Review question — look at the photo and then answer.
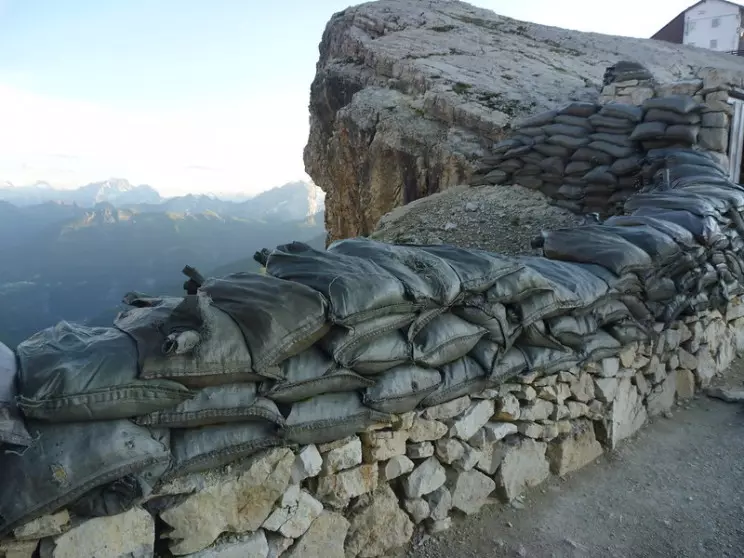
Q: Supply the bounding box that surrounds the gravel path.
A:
[406,365,744,558]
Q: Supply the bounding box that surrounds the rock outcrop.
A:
[305,0,744,241]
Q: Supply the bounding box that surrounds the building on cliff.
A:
[651,0,744,54]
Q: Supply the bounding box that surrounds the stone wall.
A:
[470,83,735,216]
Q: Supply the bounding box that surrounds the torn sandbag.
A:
[327,238,461,307]
[412,313,487,368]
[200,272,330,373]
[134,384,285,428]
[266,241,415,325]
[0,341,31,448]
[261,347,375,403]
[16,322,192,422]
[421,356,488,407]
[470,341,527,383]
[540,226,653,276]
[320,315,413,374]
[363,365,442,414]
[0,419,170,538]
[121,296,270,388]
[167,421,283,478]
[280,392,392,445]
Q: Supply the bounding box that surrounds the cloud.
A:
[0,84,311,195]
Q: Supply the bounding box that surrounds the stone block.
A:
[345,484,413,558]
[424,486,452,521]
[546,420,603,476]
[675,369,696,400]
[699,127,729,152]
[316,464,378,508]
[422,396,471,421]
[406,441,434,459]
[446,469,496,515]
[322,436,362,474]
[496,438,550,502]
[596,378,647,449]
[361,430,408,462]
[263,485,323,539]
[284,512,349,558]
[408,418,448,442]
[188,531,269,558]
[13,510,70,541]
[382,455,415,481]
[449,400,495,440]
[291,445,323,484]
[403,498,430,523]
[403,457,446,499]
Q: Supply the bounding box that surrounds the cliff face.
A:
[304,0,744,242]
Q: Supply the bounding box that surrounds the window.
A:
[711,38,718,48]
[712,17,720,28]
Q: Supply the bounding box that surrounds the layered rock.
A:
[304,0,744,241]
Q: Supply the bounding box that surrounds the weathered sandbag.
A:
[327,238,461,307]
[320,315,413,374]
[542,123,590,138]
[281,392,392,445]
[664,124,699,144]
[599,102,643,122]
[134,384,285,428]
[630,207,726,247]
[597,224,681,264]
[604,214,700,251]
[583,166,617,186]
[579,330,623,362]
[421,356,488,407]
[546,134,590,150]
[534,143,571,158]
[644,108,701,125]
[412,313,487,368]
[260,347,374,403]
[606,321,651,344]
[0,420,170,537]
[589,133,634,147]
[168,422,283,478]
[520,321,567,351]
[572,263,642,294]
[0,342,31,447]
[452,295,514,345]
[645,276,677,302]
[266,241,414,325]
[558,102,598,118]
[625,191,727,219]
[513,110,558,129]
[587,299,632,325]
[565,161,593,175]
[418,244,522,295]
[629,121,667,141]
[540,226,653,276]
[16,322,191,421]
[201,273,330,373]
[587,141,634,158]
[363,365,442,414]
[571,147,613,165]
[485,264,555,303]
[610,156,643,176]
[588,114,635,130]
[546,315,598,348]
[643,95,701,115]
[469,341,527,383]
[678,185,744,211]
[517,345,579,375]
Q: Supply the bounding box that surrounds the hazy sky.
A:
[0,0,703,196]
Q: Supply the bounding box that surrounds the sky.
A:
[0,0,711,196]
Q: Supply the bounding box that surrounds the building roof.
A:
[651,0,744,42]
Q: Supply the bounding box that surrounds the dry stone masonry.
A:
[2,134,744,557]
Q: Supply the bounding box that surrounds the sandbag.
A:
[604,214,700,251]
[542,123,590,138]
[266,241,415,325]
[583,166,617,186]
[201,273,330,373]
[452,296,514,345]
[630,121,667,141]
[546,315,598,348]
[517,345,579,375]
[606,321,651,344]
[664,124,699,144]
[485,264,555,303]
[579,330,623,362]
[520,321,567,351]
[412,313,487,368]
[421,356,488,407]
[644,108,701,125]
[540,227,653,276]
[281,392,392,445]
[320,315,413,374]
[168,422,283,478]
[599,102,643,122]
[625,191,727,219]
[629,207,726,247]
[16,322,191,422]
[0,420,170,537]
[597,224,681,264]
[327,238,462,307]
[363,365,442,414]
[0,342,31,447]
[134,384,285,428]
[261,347,374,403]
[643,95,701,115]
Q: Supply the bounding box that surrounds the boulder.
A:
[345,485,414,557]
[546,420,603,476]
[496,438,550,502]
[284,512,349,558]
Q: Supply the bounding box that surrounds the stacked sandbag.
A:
[0,341,32,449]
[470,94,711,217]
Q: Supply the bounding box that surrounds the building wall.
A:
[684,0,742,52]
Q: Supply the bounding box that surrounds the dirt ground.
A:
[406,363,744,558]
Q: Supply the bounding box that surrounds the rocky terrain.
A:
[305,0,744,241]
[369,183,583,255]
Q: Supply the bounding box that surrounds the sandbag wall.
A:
[2,147,744,557]
[470,91,733,216]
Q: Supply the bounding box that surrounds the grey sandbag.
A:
[0,342,31,447]
[607,321,651,344]
[281,392,392,445]
[583,166,617,186]
[664,124,699,144]
[412,313,487,368]
[644,108,701,125]
[571,147,613,165]
[320,314,413,374]
[542,123,590,138]
[421,356,488,407]
[517,345,579,376]
[579,330,623,362]
[643,95,701,115]
[266,241,414,326]
[588,114,635,130]
[624,191,727,219]
[585,299,632,325]
[610,156,643,176]
[417,244,522,295]
[119,295,269,388]
[16,322,191,421]
[363,365,442,414]
[558,101,598,118]
[603,214,700,251]
[541,226,653,276]
[599,102,643,122]
[261,347,374,403]
[546,134,589,150]
[629,121,667,141]
[134,384,285,428]
[201,273,330,373]
[327,238,461,307]
[587,141,634,159]
[485,264,555,303]
[452,295,513,345]
[594,224,681,264]
[590,132,634,147]
[520,321,567,351]
[546,315,598,348]
[629,207,726,247]
[0,419,170,537]
[513,110,558,129]
[167,421,283,478]
[470,340,528,383]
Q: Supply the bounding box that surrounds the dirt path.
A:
[407,366,744,558]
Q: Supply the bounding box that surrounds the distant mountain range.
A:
[0,179,327,348]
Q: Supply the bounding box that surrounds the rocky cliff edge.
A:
[304,0,744,241]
